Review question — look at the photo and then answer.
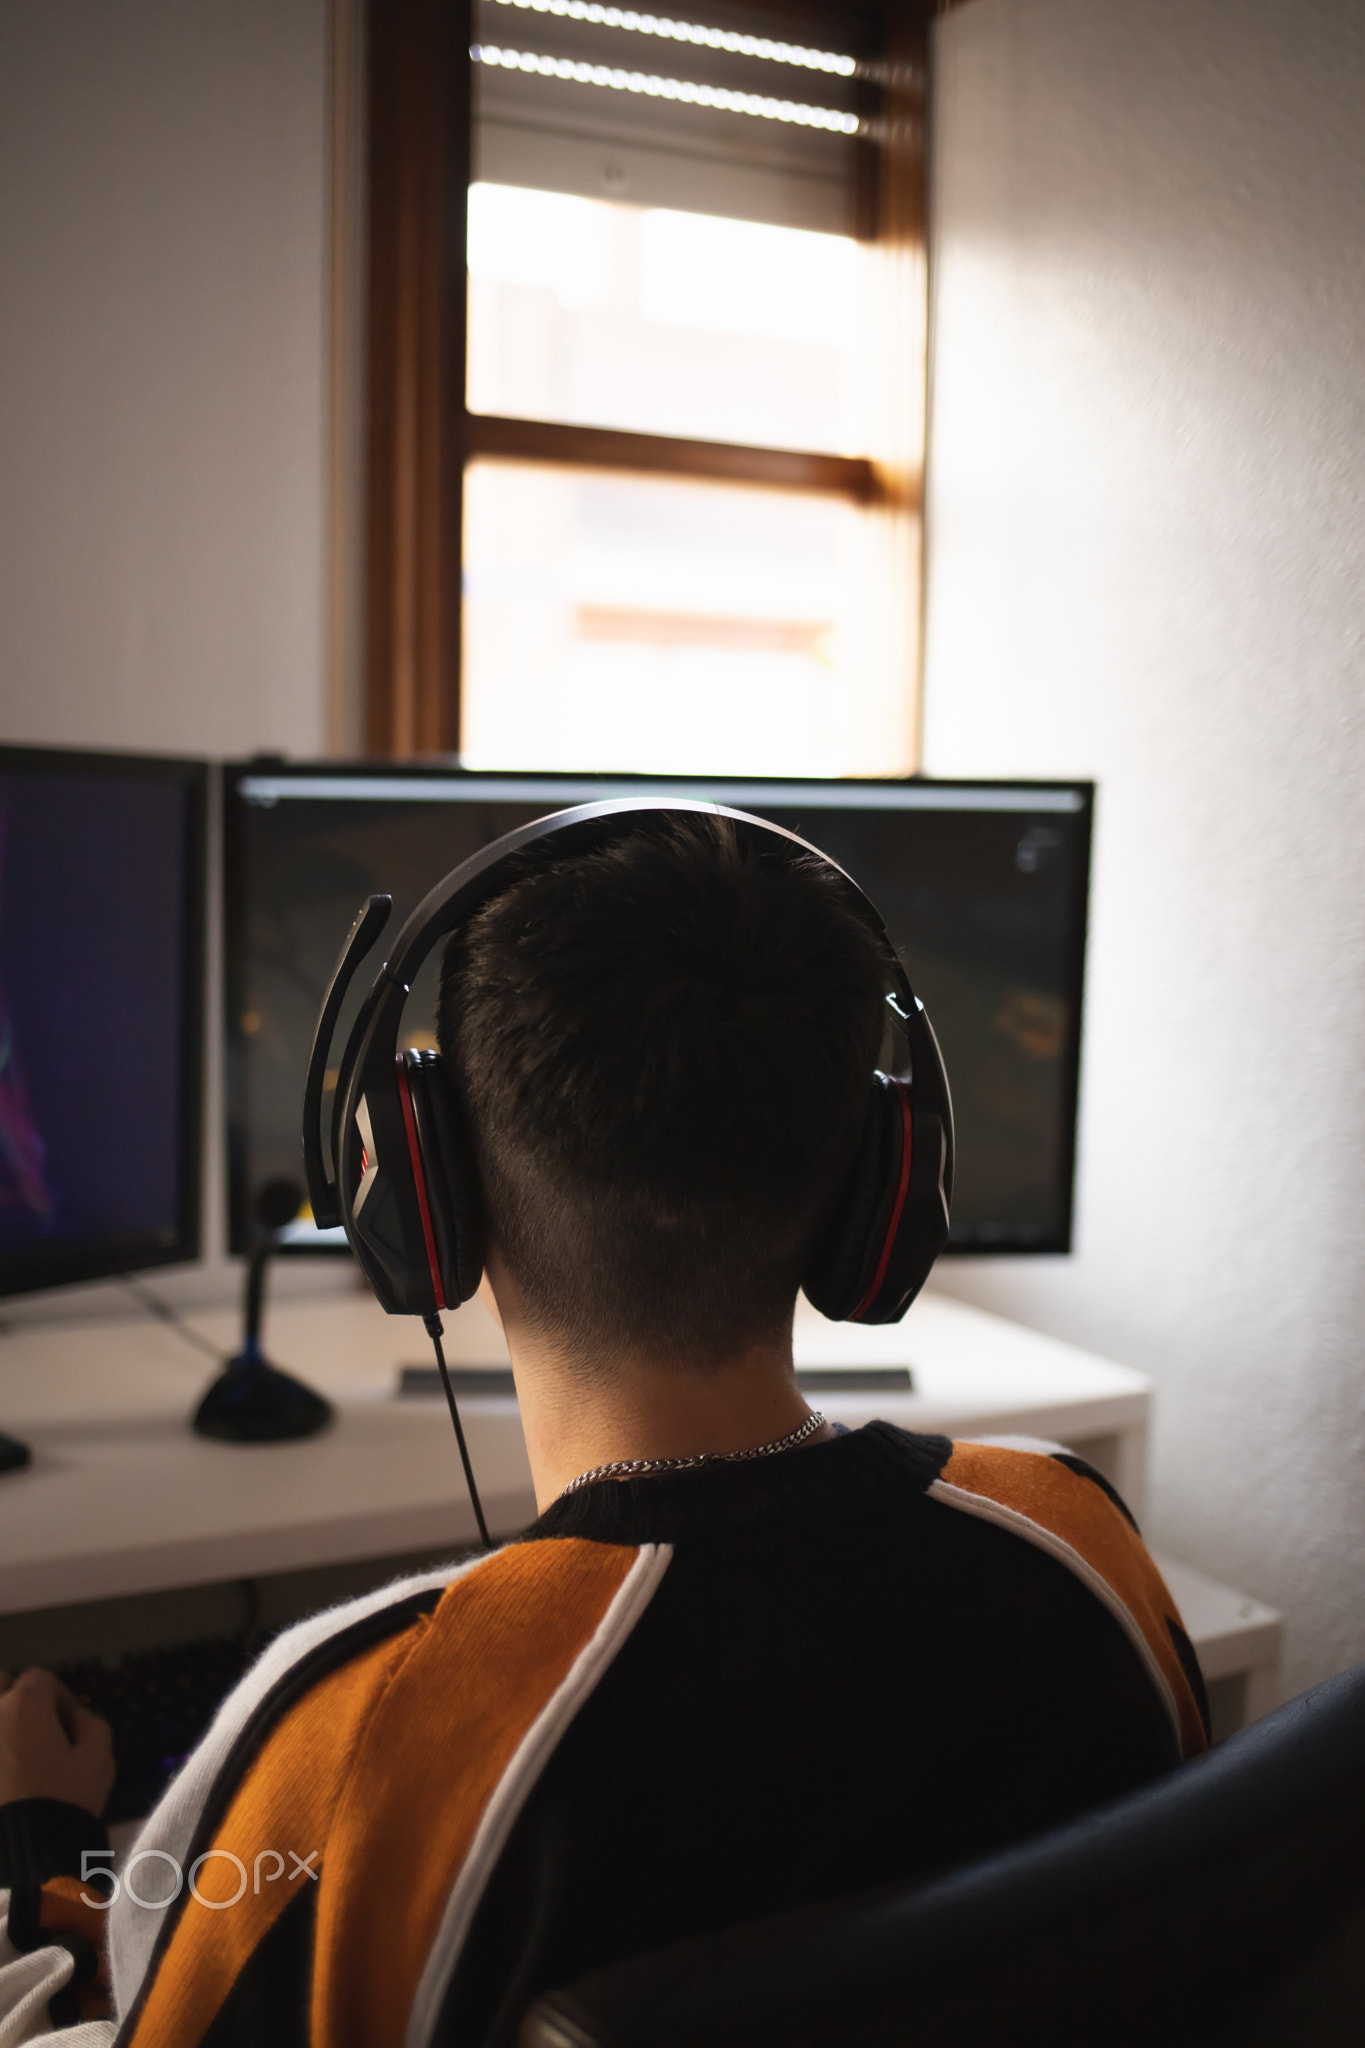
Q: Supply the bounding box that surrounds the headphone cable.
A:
[423,1311,492,1550]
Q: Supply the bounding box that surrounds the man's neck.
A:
[479,1271,826,1513]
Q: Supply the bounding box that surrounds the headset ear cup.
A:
[802,1075,905,1322]
[401,1050,484,1304]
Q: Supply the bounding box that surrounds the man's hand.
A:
[0,1668,115,1816]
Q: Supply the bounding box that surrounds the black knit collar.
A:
[520,1419,951,1548]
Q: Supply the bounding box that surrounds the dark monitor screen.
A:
[0,746,206,1298]
[225,768,1091,1257]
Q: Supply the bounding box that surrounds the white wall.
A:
[0,0,329,759]
[923,0,1365,1693]
[0,0,336,1327]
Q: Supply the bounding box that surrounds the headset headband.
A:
[391,797,892,984]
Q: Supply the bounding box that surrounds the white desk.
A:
[0,1287,1151,1614]
[0,1287,1280,1730]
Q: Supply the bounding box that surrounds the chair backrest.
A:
[518,1662,1365,2048]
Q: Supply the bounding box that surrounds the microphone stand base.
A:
[193,1355,333,1444]
[0,1430,32,1474]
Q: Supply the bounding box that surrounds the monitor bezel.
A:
[223,762,1093,1260]
[0,743,207,1300]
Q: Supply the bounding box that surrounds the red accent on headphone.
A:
[850,1081,914,1321]
[395,1055,446,1312]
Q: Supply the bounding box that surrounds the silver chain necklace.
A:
[559,1410,827,1498]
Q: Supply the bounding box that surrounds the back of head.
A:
[438,815,887,1371]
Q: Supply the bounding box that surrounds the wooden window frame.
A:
[363,0,931,759]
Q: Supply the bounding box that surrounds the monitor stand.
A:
[0,1430,31,1474]
[193,1236,333,1444]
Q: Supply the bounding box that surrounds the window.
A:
[364,0,928,775]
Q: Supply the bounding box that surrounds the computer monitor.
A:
[225,767,1092,1259]
[0,745,206,1299]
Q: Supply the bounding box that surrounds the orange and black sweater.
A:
[0,1423,1208,2047]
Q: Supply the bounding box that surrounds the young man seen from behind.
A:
[0,815,1208,2047]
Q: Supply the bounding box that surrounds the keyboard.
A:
[59,1637,253,1823]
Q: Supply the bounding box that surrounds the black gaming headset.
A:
[303,799,953,1338]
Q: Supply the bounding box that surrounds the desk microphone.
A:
[192,1180,334,1443]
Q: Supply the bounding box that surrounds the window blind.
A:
[472,0,870,234]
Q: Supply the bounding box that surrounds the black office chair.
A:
[518,1662,1365,2048]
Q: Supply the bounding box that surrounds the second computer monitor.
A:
[225,768,1091,1259]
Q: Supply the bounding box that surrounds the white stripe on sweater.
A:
[108,1552,495,2018]
[405,1543,673,2048]
[926,1479,1184,1752]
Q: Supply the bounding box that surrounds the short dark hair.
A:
[437,816,887,1370]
